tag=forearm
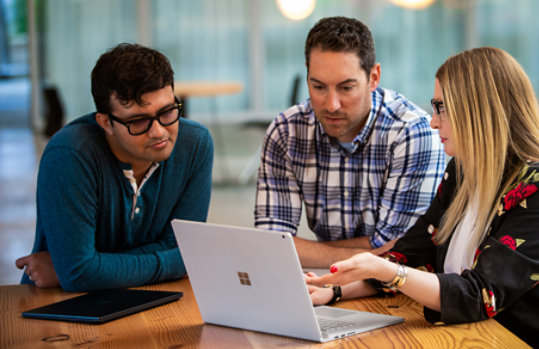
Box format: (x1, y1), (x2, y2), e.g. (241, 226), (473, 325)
(376, 258), (441, 311)
(309, 253), (441, 311)
(341, 280), (377, 299)
(324, 237), (396, 256)
(123, 240), (171, 255)
(307, 279), (377, 305)
(44, 223), (184, 291)
(53, 248), (185, 292)
(399, 267), (441, 311)
(294, 236), (373, 268)
(321, 236), (372, 249)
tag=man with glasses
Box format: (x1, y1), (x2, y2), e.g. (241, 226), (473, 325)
(255, 17), (445, 268)
(15, 43), (213, 291)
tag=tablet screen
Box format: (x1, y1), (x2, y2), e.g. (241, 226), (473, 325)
(22, 289), (182, 324)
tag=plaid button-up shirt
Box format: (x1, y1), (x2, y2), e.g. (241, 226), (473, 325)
(255, 87), (445, 248)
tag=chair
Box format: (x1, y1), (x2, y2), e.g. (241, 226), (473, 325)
(43, 86), (64, 138)
(289, 73), (302, 106)
(237, 73), (303, 184)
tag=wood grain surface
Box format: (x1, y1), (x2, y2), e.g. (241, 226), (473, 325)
(1, 278), (529, 348)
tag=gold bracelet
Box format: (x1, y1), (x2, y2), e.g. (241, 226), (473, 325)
(382, 264), (407, 291)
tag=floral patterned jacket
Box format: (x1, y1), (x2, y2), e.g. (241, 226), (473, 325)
(376, 159), (539, 347)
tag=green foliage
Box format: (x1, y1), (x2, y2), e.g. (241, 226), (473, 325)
(14, 0), (27, 34)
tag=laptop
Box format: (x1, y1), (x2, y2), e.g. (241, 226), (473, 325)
(22, 289), (182, 324)
(172, 219), (403, 342)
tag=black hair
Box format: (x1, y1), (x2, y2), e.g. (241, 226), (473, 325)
(91, 43), (174, 114)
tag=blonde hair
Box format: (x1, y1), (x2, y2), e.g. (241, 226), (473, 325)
(435, 47), (539, 246)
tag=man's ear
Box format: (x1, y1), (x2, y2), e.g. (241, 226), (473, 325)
(95, 112), (114, 136)
(368, 63), (381, 92)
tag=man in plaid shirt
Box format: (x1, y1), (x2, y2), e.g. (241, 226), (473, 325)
(255, 17), (445, 267)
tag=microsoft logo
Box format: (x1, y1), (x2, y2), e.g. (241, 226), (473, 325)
(237, 271), (252, 286)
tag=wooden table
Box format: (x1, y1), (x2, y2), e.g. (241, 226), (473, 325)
(1, 279), (528, 348)
(173, 81), (243, 117)
(174, 81), (243, 99)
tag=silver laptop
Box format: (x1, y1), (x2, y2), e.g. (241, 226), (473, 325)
(172, 219), (404, 342)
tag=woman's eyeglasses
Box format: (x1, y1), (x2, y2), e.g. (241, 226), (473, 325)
(430, 99), (445, 121)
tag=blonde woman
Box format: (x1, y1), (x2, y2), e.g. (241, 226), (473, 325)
(306, 47), (539, 347)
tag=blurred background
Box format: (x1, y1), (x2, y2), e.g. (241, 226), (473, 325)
(1, 0), (538, 285)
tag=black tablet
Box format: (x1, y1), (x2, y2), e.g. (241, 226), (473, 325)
(22, 288), (182, 324)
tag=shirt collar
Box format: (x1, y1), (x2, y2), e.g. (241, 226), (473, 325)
(354, 87), (384, 145)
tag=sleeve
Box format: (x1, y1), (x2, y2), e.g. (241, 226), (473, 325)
(32, 129), (213, 292)
(425, 180), (539, 325)
(170, 128), (213, 222)
(366, 159), (456, 294)
(254, 117), (302, 234)
(370, 114), (445, 248)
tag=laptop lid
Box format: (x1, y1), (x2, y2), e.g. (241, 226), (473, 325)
(172, 219), (403, 342)
(22, 289), (182, 324)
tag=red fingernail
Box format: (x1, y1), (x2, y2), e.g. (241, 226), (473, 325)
(330, 265), (338, 273)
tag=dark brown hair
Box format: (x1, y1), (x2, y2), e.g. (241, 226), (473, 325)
(305, 16), (375, 74)
(91, 43), (174, 114)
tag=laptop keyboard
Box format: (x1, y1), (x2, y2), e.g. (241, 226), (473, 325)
(318, 317), (356, 333)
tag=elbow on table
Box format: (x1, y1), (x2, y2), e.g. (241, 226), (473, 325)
(57, 266), (105, 292)
(58, 276), (96, 292)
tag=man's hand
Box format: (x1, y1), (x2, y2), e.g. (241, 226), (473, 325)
(307, 284), (334, 305)
(15, 251), (60, 288)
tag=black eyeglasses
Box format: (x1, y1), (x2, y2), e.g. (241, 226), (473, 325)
(108, 100), (183, 135)
(430, 99), (445, 121)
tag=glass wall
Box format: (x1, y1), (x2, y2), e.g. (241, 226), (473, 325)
(40, 0), (539, 124)
(152, 0), (250, 116)
(0, 0), (29, 77)
(43, 0), (138, 120)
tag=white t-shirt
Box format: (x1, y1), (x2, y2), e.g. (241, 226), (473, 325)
(444, 200), (482, 274)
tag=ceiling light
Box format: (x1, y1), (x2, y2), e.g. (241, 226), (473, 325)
(276, 0), (316, 21)
(390, 0), (435, 10)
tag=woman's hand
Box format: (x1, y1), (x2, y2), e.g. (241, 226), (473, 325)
(304, 257), (384, 305)
(307, 252), (393, 287)
(305, 251), (442, 311)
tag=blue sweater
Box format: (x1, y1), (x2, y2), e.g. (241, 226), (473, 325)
(22, 114), (213, 291)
